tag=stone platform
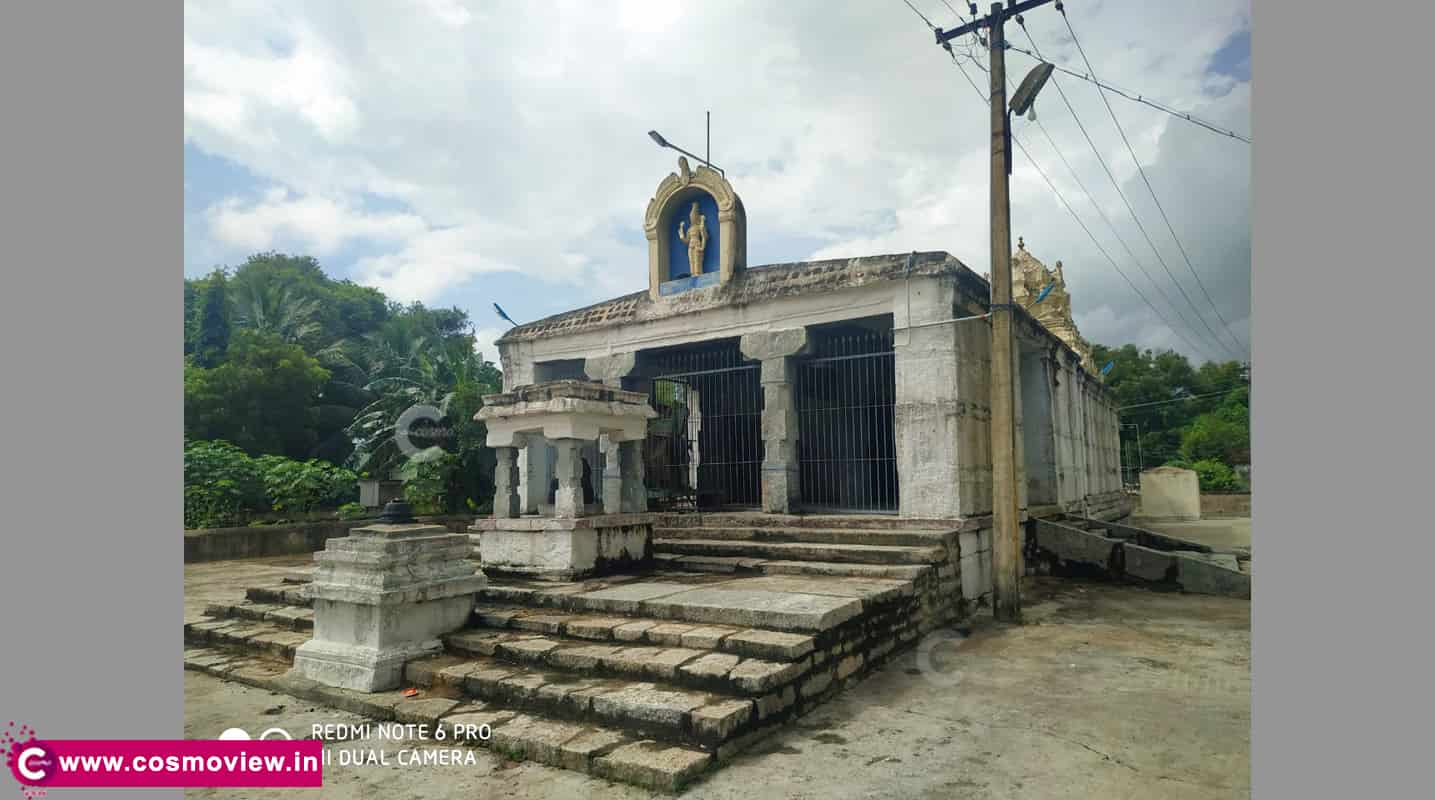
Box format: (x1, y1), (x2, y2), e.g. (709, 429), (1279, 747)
(184, 514), (973, 792)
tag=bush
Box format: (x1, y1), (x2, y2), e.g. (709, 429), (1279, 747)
(402, 452), (458, 515)
(184, 439), (359, 527)
(1168, 458), (1246, 492)
(254, 455), (358, 513)
(337, 501), (369, 521)
(183, 440), (264, 528)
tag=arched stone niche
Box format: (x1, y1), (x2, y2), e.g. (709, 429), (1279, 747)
(643, 157), (746, 301)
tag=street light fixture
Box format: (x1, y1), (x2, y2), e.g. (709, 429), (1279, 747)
(647, 118), (725, 178)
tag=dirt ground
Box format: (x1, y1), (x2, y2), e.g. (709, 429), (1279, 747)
(184, 576), (1249, 799)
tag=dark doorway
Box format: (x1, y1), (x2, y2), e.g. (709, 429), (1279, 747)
(641, 339), (762, 511)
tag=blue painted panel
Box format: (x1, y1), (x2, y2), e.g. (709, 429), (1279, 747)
(666, 191), (720, 280)
(659, 271), (719, 297)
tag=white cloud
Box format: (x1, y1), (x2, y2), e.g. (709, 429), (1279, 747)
(185, 0), (1251, 361)
(472, 326), (505, 365)
(204, 188), (427, 256)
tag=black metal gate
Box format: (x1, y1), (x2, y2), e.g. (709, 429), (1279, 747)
(643, 340), (762, 511)
(796, 326), (898, 513)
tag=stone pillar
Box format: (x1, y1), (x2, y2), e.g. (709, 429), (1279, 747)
(292, 521), (485, 692)
(620, 439), (647, 512)
(740, 328), (810, 514)
(494, 445), (521, 518)
(519, 439), (552, 515)
(586, 353), (640, 516)
(552, 438), (586, 518)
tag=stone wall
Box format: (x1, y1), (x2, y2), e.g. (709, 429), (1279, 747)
(183, 516), (474, 563)
(1201, 493), (1251, 517)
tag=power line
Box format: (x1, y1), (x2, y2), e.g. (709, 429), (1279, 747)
(1011, 13), (1240, 362)
(1059, 6), (1249, 358)
(1001, 43), (1251, 145)
(1118, 386), (1249, 411)
(1011, 19), (1226, 362)
(905, 4), (1221, 364)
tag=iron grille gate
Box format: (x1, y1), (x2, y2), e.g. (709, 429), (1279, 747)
(796, 328), (898, 513)
(643, 341), (762, 511)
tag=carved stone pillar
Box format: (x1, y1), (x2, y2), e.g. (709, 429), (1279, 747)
(740, 329), (810, 514)
(620, 439), (647, 512)
(552, 438), (585, 519)
(493, 445), (521, 518)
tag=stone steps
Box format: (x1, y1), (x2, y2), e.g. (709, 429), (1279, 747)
(653, 538), (945, 566)
(183, 646), (714, 792)
(204, 601), (314, 630)
(476, 575), (911, 633)
(185, 616), (312, 661)
(656, 513), (961, 532)
(244, 584), (312, 607)
(404, 653), (768, 751)
(441, 628), (810, 700)
(468, 605), (816, 662)
(652, 552), (932, 580)
(653, 525), (952, 548)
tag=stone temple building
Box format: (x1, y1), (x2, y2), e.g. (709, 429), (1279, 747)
(185, 158), (1133, 793)
(494, 158), (1126, 524)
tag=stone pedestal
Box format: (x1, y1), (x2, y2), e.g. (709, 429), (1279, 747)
(291, 523), (486, 692)
(475, 380), (657, 578)
(472, 513), (654, 581)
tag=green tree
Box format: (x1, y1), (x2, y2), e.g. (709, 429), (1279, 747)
(193, 269), (232, 368)
(184, 330), (331, 458)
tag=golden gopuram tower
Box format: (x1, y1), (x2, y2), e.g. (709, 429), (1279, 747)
(1010, 237), (1099, 375)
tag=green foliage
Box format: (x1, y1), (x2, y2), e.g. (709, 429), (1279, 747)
(184, 439), (359, 527)
(185, 330), (331, 459)
(402, 452), (458, 515)
(337, 502), (369, 521)
(1179, 412), (1249, 464)
(253, 455), (357, 513)
(193, 269), (232, 368)
(1092, 342), (1250, 483)
(1168, 458), (1246, 492)
(183, 440), (264, 528)
(183, 250), (505, 514)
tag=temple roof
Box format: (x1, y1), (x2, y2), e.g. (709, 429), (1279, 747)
(497, 251), (989, 344)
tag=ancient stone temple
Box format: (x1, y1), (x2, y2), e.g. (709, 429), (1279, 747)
(186, 158), (1131, 793)
(496, 158), (1125, 524)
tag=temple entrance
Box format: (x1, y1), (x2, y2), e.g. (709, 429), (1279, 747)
(640, 339), (762, 511)
(796, 320), (898, 513)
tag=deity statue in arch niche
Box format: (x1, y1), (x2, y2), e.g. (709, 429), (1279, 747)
(676, 200), (709, 277)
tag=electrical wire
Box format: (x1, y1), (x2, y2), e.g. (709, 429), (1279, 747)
(898, 0), (1230, 362)
(1058, 6), (1249, 357)
(1011, 16), (1232, 362)
(1001, 43), (1251, 145)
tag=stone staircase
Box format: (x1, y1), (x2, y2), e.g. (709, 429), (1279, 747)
(184, 514), (969, 792)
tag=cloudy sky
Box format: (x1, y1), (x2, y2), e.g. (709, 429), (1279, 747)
(184, 0), (1251, 365)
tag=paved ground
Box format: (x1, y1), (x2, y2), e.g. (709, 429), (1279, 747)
(184, 575), (1249, 799)
(1130, 517), (1252, 553)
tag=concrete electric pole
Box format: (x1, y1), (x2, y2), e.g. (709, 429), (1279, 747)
(935, 0), (1056, 622)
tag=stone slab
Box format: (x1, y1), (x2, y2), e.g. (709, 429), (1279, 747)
(722, 629), (815, 661)
(593, 740), (712, 793)
(1174, 553), (1251, 599)
(640, 586), (863, 632)
(1123, 543), (1177, 583)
